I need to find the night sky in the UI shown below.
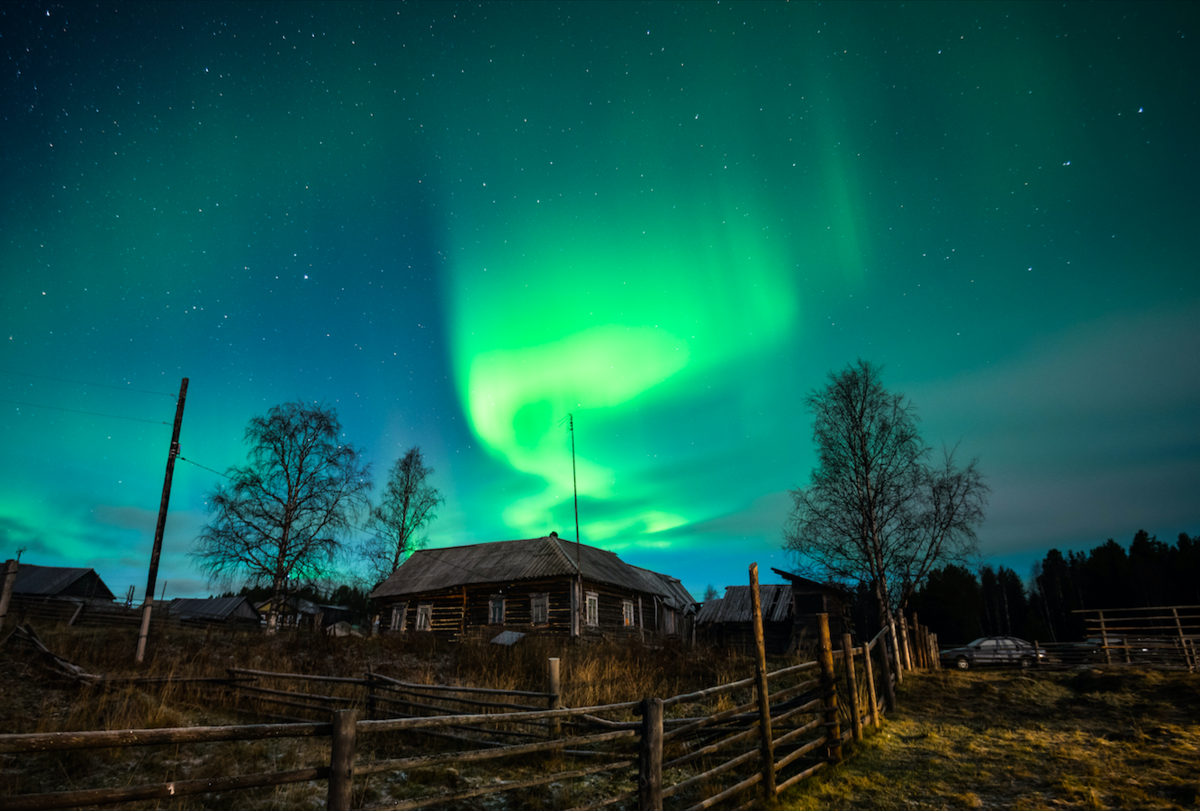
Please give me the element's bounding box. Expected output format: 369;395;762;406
3;1;1197;602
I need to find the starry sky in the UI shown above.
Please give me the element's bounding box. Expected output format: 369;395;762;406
2;1;1198;602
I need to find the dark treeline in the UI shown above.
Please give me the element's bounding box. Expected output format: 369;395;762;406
909;530;1200;645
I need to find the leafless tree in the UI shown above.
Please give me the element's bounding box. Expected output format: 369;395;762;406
784;360;988;627
191;402;372;632
362;446;443;584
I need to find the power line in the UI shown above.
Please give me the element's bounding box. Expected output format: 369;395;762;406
0;398;169;425
177;455;231;480
0;369;178;398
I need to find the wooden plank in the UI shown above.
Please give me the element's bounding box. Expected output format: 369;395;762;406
360;700;640;735
227;667;368;685
370;670;552;698
748;562;776;799
678;769;761;811
4;766;328;811
639;697;664;811
663;746;759;799
354;730;635;776
0;721;330;754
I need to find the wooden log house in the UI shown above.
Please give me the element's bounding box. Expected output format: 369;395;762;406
369;533;697;643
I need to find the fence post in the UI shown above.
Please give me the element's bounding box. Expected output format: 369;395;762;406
931;631;941;671
0;560;18;627
887;613;904;683
748;563;776;798
547;657;562;738
877;624;897;712
861;636;880;727
365;669;376;721
638;697;663;811
898;614;913;671
816;613;842;762
1172;609;1193;672
328;708;358;811
911;613;923;668
841;633;862;742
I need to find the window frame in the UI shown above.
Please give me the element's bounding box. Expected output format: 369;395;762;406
416;604;433;632
530;593;549;626
585;592;599;628
488;595;506;625
391;604;407;633
622;599;635;627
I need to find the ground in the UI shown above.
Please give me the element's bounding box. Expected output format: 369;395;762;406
779;668;1200;810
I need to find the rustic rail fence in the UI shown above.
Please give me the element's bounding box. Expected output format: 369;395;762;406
1022;605;1200;671
1;607;928;811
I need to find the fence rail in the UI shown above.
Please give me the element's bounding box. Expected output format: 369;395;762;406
3;567;944;811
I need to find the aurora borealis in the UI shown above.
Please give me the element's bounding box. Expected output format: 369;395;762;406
2;1;1197;601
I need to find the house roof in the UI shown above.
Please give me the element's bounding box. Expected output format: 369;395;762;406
370;534;694;609
771;568;851;596
11;564;115;601
696;584;793;624
168;596;259;622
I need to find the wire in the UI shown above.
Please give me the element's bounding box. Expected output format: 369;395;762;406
0;398;169;425
177;455;232;480
0;369;178;398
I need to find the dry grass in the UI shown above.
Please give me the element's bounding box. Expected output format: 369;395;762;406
778;668;1200;811
1;623;774;809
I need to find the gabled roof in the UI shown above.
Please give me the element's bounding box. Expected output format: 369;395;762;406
11;564;115;601
696;584;793;624
168;596;259;622
771;568;851;596
370;534;693;609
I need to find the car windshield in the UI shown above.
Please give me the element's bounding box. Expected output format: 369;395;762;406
966;638;989;647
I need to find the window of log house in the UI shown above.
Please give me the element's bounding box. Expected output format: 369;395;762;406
390;603;407;632
416;604;432;631
489;595;506;625
622;599;635;627
585;592;599;627
530;593;549;625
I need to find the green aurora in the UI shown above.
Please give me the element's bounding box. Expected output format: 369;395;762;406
1;1;1197;598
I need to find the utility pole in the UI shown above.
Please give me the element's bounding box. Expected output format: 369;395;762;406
136;377;188;664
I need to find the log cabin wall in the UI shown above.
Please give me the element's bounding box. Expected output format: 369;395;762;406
377;576;662;641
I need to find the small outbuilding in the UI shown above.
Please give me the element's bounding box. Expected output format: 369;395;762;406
696;583;794;654
11;564;116;602
168;596;261;628
2;563;117;625
369;533;696;643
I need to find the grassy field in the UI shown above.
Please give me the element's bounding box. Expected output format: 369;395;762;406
4;625;1199;810
779;667;1200;811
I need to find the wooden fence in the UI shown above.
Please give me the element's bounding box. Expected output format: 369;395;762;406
0;608;936;811
1023;605;1200;671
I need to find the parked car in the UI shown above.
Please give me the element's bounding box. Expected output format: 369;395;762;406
939;636;1043;670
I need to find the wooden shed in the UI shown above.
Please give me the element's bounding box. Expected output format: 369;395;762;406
369;533;696;643
771;568;854;650
3;563;117;625
695;583;794;655
168;596;261;628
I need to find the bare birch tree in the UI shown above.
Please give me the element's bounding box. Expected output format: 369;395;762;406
784;360;987;627
362;446;443;583
191;402;372;632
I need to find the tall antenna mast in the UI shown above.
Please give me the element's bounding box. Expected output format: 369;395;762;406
568;414;581;570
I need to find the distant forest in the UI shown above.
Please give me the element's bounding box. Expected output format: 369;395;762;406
908;530;1200;645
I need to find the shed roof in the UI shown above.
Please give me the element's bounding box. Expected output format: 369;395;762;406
771;568;851;597
695;584;792;625
168;596;259;622
11;564;115;601
370;535;693;609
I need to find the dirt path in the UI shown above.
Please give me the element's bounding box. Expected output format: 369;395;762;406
778;668;1200;810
